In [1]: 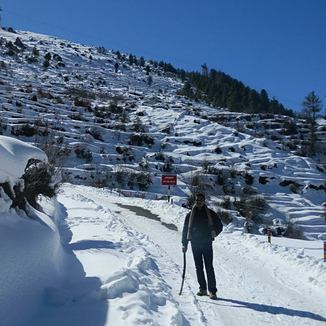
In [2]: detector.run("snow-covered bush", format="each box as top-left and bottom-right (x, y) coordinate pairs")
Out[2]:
(7, 27), (17, 33)
(220, 196), (231, 209)
(5, 41), (20, 56)
(86, 127), (103, 141)
(284, 222), (304, 239)
(0, 136), (57, 213)
(1, 161), (58, 211)
(74, 146), (93, 162)
(14, 37), (26, 49)
(21, 162), (58, 208)
(74, 97), (92, 108)
(289, 182), (301, 194)
(241, 185), (258, 196)
(137, 172), (152, 191)
(190, 173), (206, 193)
(244, 172), (254, 185)
(128, 133), (154, 147)
(12, 123), (37, 137)
(234, 195), (267, 222)
(216, 209), (232, 224)
(214, 146), (222, 154)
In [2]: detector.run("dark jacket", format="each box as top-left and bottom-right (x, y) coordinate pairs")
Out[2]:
(182, 206), (223, 247)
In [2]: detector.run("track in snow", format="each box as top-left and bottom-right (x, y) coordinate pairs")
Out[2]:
(62, 185), (326, 326)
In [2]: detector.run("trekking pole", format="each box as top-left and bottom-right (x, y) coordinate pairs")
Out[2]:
(179, 251), (186, 295)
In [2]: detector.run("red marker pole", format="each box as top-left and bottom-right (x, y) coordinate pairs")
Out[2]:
(324, 241), (326, 262)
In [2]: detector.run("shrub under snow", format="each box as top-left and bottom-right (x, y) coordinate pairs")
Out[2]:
(0, 135), (58, 212)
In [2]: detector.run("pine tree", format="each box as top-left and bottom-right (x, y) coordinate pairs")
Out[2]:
(260, 89), (269, 111)
(133, 56), (138, 66)
(44, 52), (51, 61)
(303, 91), (321, 122)
(248, 90), (260, 113)
(31, 47), (39, 57)
(302, 91), (322, 155)
(139, 56), (145, 67)
(201, 63), (208, 76)
(114, 62), (119, 73)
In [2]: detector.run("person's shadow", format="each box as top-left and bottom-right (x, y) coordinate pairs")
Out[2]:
(199, 297), (326, 323)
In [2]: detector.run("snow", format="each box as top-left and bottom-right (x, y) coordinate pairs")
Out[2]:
(56, 184), (326, 326)
(0, 179), (325, 325)
(0, 184), (326, 326)
(0, 29), (325, 240)
(0, 28), (326, 325)
(0, 135), (47, 186)
(0, 208), (65, 326)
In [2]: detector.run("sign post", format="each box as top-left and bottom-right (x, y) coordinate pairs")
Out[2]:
(161, 175), (177, 203)
(267, 228), (272, 244)
(324, 241), (326, 262)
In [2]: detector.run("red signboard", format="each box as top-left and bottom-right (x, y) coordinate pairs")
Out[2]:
(161, 175), (177, 185)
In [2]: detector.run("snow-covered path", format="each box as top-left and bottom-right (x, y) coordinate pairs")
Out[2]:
(58, 184), (326, 326)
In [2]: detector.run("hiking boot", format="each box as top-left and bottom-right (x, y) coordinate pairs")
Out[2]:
(209, 292), (217, 300)
(196, 289), (208, 296)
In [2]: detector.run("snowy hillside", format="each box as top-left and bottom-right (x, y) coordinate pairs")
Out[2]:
(1, 166), (325, 325)
(0, 27), (325, 241)
(0, 56), (325, 326)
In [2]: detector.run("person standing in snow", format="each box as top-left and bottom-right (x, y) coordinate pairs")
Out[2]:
(182, 193), (223, 300)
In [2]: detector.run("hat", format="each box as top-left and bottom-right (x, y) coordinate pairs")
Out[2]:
(195, 193), (205, 200)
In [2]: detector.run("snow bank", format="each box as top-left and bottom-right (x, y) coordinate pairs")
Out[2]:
(0, 135), (47, 186)
(0, 137), (82, 326)
(0, 195), (90, 326)
(0, 203), (72, 325)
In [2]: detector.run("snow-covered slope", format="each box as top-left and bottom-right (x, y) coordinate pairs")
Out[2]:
(0, 28), (325, 240)
(0, 135), (325, 325)
(42, 184), (326, 326)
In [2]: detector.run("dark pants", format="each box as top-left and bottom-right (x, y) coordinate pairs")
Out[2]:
(191, 242), (217, 293)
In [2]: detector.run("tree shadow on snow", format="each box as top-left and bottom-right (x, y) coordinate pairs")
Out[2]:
(201, 297), (326, 323)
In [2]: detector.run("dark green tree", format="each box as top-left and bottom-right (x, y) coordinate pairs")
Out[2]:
(302, 91), (322, 122)
(302, 91), (322, 155)
(128, 54), (134, 65)
(32, 46), (39, 56)
(133, 56), (138, 66)
(260, 89), (269, 111)
(201, 63), (208, 76)
(139, 56), (145, 67)
(114, 62), (119, 73)
(44, 52), (51, 61)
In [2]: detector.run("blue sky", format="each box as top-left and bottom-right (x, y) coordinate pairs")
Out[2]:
(1, 0), (325, 112)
